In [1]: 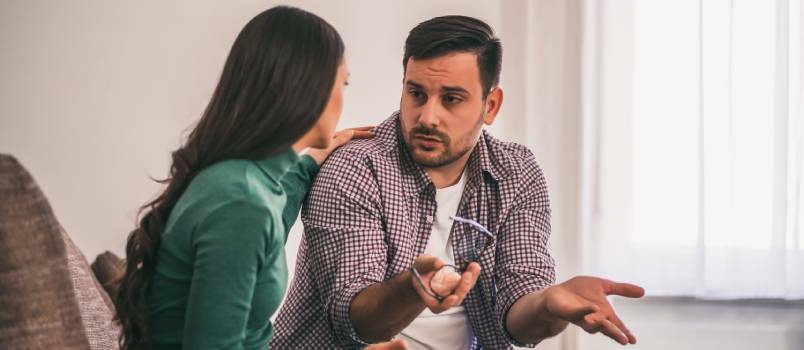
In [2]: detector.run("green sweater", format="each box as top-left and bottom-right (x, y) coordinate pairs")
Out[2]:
(145, 149), (319, 349)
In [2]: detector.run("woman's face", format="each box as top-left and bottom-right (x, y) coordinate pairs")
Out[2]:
(304, 60), (349, 149)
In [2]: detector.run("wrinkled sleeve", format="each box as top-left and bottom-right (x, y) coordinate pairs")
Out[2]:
(279, 154), (320, 240)
(300, 150), (387, 348)
(495, 149), (556, 348)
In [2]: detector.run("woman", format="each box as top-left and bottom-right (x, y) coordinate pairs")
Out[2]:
(113, 6), (403, 349)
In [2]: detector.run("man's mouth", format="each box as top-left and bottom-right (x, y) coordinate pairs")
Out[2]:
(412, 134), (442, 148)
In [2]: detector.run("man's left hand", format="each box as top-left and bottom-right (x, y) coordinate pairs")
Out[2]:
(506, 276), (644, 346)
(540, 276), (645, 345)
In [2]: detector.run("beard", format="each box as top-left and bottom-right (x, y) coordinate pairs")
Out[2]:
(402, 116), (482, 169)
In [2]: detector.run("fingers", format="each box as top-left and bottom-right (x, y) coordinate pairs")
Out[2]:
(434, 295), (461, 310)
(350, 126), (375, 131)
(566, 304), (599, 320)
(430, 263), (481, 313)
(413, 254), (443, 274)
(328, 126), (377, 148)
(330, 129), (355, 148)
(348, 125), (374, 140)
(410, 271), (440, 306)
(554, 276), (640, 345)
(609, 310), (637, 344)
(427, 292), (464, 313)
(451, 262), (481, 301)
(412, 280), (451, 313)
(352, 130), (375, 139)
(410, 255), (447, 310)
(572, 305), (636, 345)
(576, 313), (627, 345)
(575, 313), (603, 334)
(598, 319), (628, 345)
(606, 281), (645, 298)
(331, 127), (375, 148)
(411, 259), (481, 314)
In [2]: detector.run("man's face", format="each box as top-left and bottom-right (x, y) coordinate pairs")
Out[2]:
(400, 52), (491, 168)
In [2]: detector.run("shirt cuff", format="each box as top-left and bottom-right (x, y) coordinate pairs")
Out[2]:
(299, 154), (321, 179)
(330, 278), (376, 348)
(498, 281), (552, 348)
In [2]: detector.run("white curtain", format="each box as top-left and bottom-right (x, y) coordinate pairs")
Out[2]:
(582, 0), (804, 299)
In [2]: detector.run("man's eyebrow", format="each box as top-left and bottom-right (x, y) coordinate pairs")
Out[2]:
(441, 85), (470, 95)
(405, 81), (470, 95)
(405, 80), (424, 89)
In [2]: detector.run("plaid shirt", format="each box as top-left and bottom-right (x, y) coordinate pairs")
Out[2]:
(272, 112), (555, 349)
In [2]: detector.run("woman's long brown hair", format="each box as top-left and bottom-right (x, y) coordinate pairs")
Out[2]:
(112, 6), (344, 349)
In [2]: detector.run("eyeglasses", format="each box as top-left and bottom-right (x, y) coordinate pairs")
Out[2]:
(412, 215), (493, 301)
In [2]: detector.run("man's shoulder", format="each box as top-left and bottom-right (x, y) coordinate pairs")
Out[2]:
(483, 131), (542, 176)
(322, 113), (400, 169)
(327, 137), (390, 164)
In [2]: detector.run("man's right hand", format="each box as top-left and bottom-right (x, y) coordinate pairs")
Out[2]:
(349, 255), (481, 343)
(409, 254), (481, 314)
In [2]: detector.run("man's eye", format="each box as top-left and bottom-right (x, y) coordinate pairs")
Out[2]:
(444, 95), (462, 104)
(409, 90), (423, 98)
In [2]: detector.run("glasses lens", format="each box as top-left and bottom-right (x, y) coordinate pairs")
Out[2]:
(430, 265), (461, 297)
(450, 216), (492, 265)
(470, 231), (490, 261)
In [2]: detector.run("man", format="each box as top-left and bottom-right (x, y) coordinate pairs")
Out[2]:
(272, 15), (644, 349)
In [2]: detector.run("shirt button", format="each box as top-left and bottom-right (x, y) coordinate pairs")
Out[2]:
(426, 215), (434, 224)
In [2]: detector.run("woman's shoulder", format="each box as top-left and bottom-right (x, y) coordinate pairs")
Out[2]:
(177, 162), (277, 245)
(171, 160), (277, 225)
(188, 159), (278, 203)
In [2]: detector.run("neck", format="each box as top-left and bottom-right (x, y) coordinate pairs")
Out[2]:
(425, 147), (473, 189)
(291, 138), (309, 154)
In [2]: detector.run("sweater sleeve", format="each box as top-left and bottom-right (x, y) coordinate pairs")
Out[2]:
(182, 200), (270, 350)
(278, 154), (319, 240)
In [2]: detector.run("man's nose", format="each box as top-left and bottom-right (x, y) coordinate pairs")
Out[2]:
(418, 99), (441, 129)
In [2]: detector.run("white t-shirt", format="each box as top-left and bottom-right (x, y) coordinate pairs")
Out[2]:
(398, 172), (474, 350)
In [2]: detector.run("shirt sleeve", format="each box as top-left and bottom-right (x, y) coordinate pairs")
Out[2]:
(300, 150), (387, 348)
(182, 200), (270, 350)
(495, 149), (556, 348)
(279, 154), (320, 239)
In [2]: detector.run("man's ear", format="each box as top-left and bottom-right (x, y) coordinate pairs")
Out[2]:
(483, 87), (503, 125)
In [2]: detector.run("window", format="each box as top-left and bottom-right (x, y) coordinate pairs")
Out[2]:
(583, 0), (804, 299)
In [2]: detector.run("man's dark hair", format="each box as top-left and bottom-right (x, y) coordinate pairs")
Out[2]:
(403, 15), (502, 98)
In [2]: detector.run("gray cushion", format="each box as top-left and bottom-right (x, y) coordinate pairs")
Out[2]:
(0, 154), (120, 349)
(0, 154), (90, 349)
(62, 229), (120, 349)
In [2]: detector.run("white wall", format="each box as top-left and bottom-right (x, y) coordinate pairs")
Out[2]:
(0, 0), (516, 259)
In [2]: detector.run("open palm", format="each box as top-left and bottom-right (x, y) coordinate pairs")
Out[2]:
(543, 276), (645, 345)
